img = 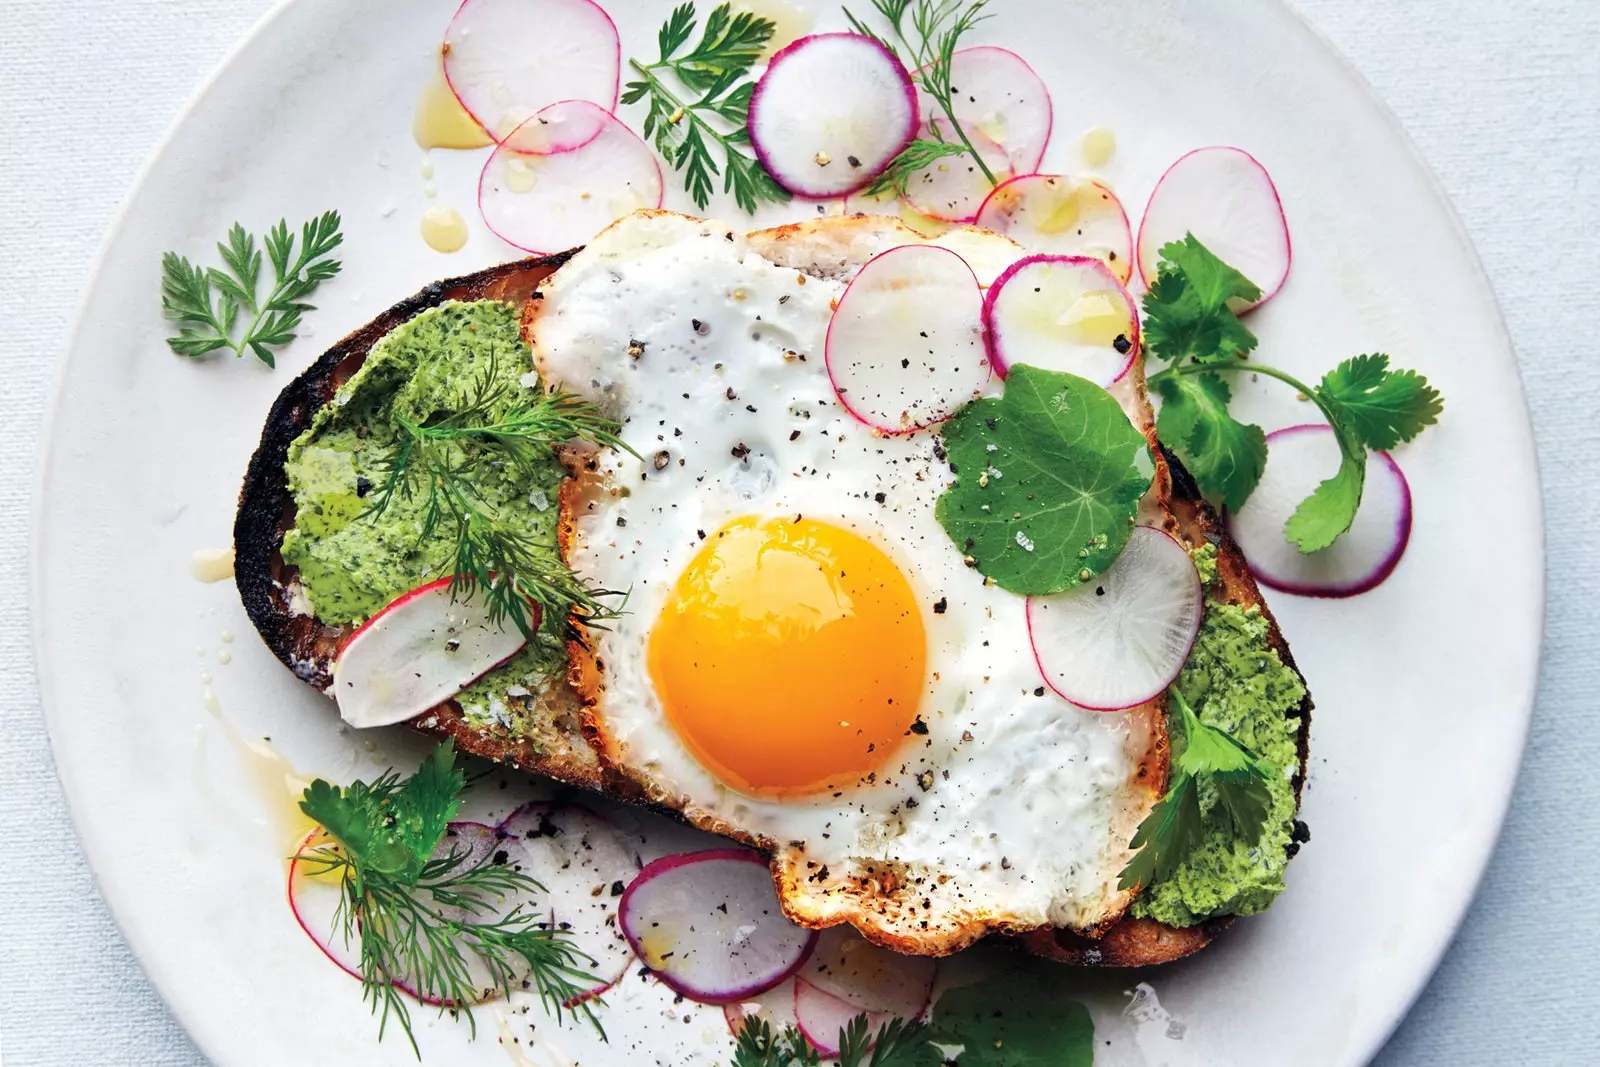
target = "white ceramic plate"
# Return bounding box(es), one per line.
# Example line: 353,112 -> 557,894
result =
33,0 -> 1542,1064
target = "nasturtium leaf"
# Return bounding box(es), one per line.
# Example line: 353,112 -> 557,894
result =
1317,353 -> 1443,451
935,365 -> 1151,595
1151,371 -> 1268,513
928,972 -> 1095,1067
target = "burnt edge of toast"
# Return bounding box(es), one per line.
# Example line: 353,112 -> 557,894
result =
234,255 -> 1313,969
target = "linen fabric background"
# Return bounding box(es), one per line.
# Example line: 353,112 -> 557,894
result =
0,1 -> 1595,1063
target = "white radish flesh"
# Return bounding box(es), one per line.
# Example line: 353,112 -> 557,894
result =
723,977 -> 801,1037
794,979 -> 895,1056
497,803 -> 639,1003
332,577 -> 532,729
618,849 -> 817,1004
748,33 -> 919,198
1226,424 -> 1413,597
975,173 -> 1134,283
1028,526 -> 1204,711
923,46 -> 1053,173
983,254 -> 1138,385
800,926 -> 934,1018
1137,146 -> 1291,308
825,244 -> 989,433
902,120 -> 1014,223
479,100 -> 663,255
443,0 -> 620,140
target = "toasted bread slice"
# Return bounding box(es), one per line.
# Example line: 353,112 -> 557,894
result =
235,233 -> 1311,967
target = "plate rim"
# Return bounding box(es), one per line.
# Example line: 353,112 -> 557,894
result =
28,0 -> 1548,1064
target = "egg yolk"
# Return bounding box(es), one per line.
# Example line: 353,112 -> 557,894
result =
647,517 -> 927,799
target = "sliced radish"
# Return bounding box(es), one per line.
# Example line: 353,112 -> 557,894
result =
825,244 -> 988,433
975,174 -> 1134,283
497,803 -> 638,1003
289,822 -> 503,1003
1027,526 -> 1204,712
983,255 -> 1138,385
723,977 -> 801,1037
1226,424 -> 1413,597
902,119 -> 1013,223
618,849 -> 818,1004
1136,147 -> 1291,307
922,46 -> 1053,173
332,577 -> 534,729
800,926 -> 934,1018
479,100 -> 663,254
795,980 -> 896,1057
443,0 -> 620,140
748,33 -> 918,198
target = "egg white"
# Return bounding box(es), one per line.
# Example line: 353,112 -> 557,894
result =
532,212 -> 1160,947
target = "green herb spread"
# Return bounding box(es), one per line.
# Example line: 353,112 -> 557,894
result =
280,300 -> 568,735
1134,543 -> 1305,926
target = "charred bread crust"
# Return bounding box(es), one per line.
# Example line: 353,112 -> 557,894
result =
1008,445 -> 1314,966
235,255 -> 1313,966
232,251 -> 608,790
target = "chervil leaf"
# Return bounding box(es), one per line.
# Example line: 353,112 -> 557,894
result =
1141,235 -> 1260,366
936,365 -> 1151,595
387,738 -> 465,864
730,1017 -> 819,1067
928,972 -> 1095,1067
1317,353 -> 1443,450
1283,440 -> 1365,552
1151,371 -> 1268,512
299,775 -> 419,880
1117,772 -> 1202,891
658,1 -> 697,56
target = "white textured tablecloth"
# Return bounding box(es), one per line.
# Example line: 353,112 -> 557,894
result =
1,1 -> 1596,1064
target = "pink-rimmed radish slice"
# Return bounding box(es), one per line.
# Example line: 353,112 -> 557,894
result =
902,119 -> 1014,223
801,926 -> 934,1018
443,0 -> 620,140
332,577 -> 535,729
1226,424 -> 1413,597
723,977 -> 801,1037
795,980 -> 897,1057
748,33 -> 919,198
288,822 -> 502,1003
1136,147 -> 1291,308
497,803 -> 638,1004
618,849 -> 818,1004
983,254 -> 1138,385
826,244 -> 988,433
479,100 -> 663,255
976,174 -> 1133,283
1028,526 -> 1204,712
921,46 -> 1053,173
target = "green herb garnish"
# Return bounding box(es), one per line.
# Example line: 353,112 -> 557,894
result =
936,364 -> 1152,595
160,211 -> 343,367
624,3 -> 792,213
847,0 -> 998,199
366,351 -> 630,638
1144,234 -> 1443,550
296,741 -> 604,1056
732,1014 -> 941,1067
1118,689 -> 1275,891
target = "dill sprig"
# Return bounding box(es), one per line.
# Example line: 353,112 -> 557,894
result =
161,211 -> 343,367
298,741 -> 604,1057
623,2 -> 792,213
366,353 -> 631,638
846,0 -> 998,198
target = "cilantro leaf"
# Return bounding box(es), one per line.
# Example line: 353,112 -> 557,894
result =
1282,439 -> 1365,553
1151,371 -> 1268,512
386,738 -> 465,865
1317,352 -> 1443,451
936,364 -> 1151,595
300,774 -> 423,881
1117,771 -> 1202,891
928,972 -> 1095,1067
1172,690 -> 1273,841
1141,235 -> 1260,366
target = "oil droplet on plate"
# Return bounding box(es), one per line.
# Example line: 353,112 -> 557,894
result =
217,648 -> 232,665
421,205 -> 470,253
414,59 -> 493,150
420,154 -> 436,181
733,0 -> 815,56
189,547 -> 235,583
1081,126 -> 1117,168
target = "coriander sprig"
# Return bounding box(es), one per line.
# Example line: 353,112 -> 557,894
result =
367,352 -> 630,638
161,211 -> 343,367
1118,689 -> 1276,892
1143,234 -> 1442,551
624,3 -> 791,213
297,742 -> 604,1057
848,0 -> 997,198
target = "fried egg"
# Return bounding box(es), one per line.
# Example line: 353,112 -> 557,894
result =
531,211 -> 1166,954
